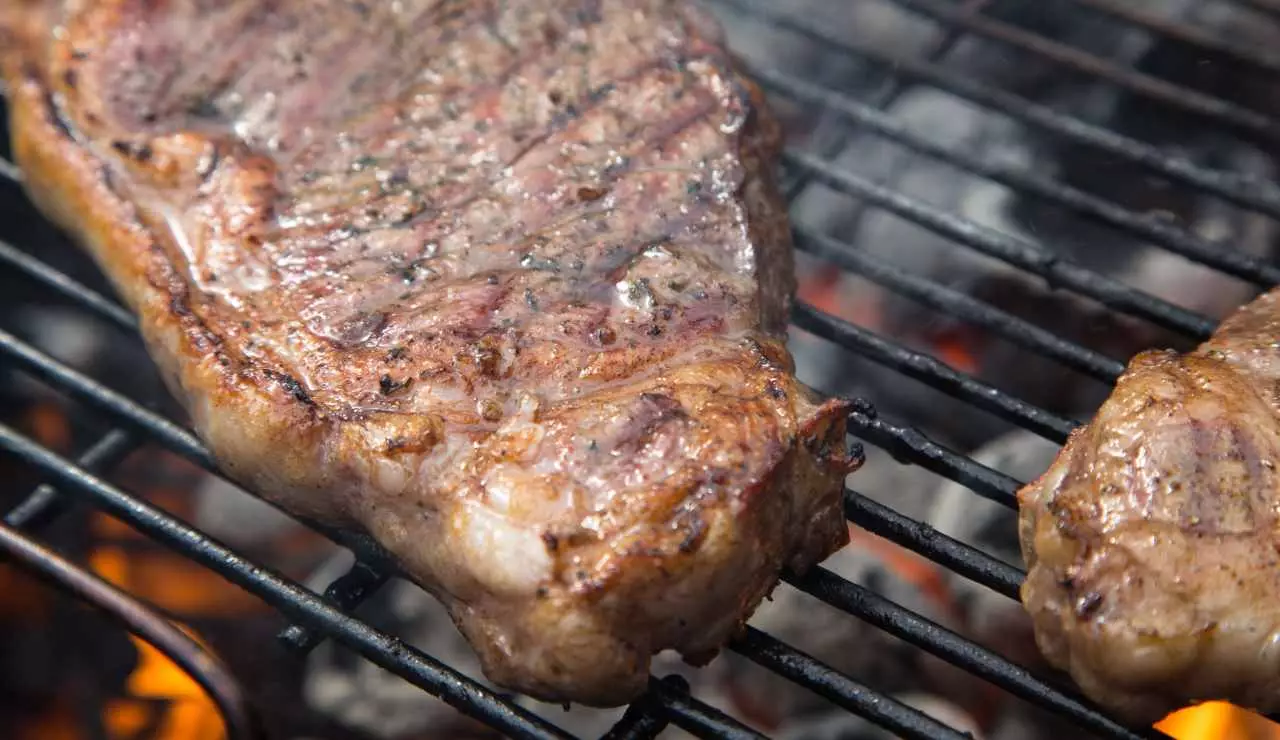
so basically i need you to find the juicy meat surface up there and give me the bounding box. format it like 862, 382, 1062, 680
0, 0, 856, 705
1019, 286, 1280, 723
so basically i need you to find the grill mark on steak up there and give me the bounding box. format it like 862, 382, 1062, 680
3, 0, 857, 707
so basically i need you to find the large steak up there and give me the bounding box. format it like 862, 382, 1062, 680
1, 0, 856, 705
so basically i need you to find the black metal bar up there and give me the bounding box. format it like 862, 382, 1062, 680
731, 627, 972, 740
5, 428, 137, 531
709, 0, 1280, 221
843, 489, 1024, 602
0, 326, 213, 465
848, 409, 1022, 508
781, 0, 992, 201
1065, 0, 1280, 77
0, 519, 263, 740
0, 157, 21, 184
600, 696, 670, 740
646, 676, 767, 740
760, 67, 1280, 289
786, 567, 1170, 740
0, 239, 135, 331
785, 151, 1218, 340
887, 0, 1280, 148
794, 230, 1128, 383
792, 302, 1077, 442
0, 422, 580, 740
278, 560, 390, 653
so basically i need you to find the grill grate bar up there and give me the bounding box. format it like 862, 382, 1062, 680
731, 627, 972, 740
792, 302, 1077, 443
1066, 0, 1280, 76
646, 677, 767, 740
0, 325, 215, 467
843, 490, 1024, 602
781, 0, 993, 213
601, 696, 670, 740
278, 560, 390, 653
709, 0, 1280, 220
788, 567, 1168, 740
784, 151, 1219, 340
758, 67, 1280, 289
0, 238, 136, 331
4, 428, 137, 531
848, 410, 1021, 508
0, 422, 582, 740
0, 518, 263, 740
888, 0, 1280, 148
795, 229, 1129, 383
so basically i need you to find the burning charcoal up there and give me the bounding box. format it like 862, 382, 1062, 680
851, 445, 946, 525
988, 704, 1108, 740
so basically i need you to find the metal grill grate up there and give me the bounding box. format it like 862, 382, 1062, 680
1, 1, 1277, 738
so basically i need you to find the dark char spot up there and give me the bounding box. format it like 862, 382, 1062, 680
266, 370, 314, 406
379, 374, 413, 396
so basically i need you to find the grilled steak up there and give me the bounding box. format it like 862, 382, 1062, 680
1, 0, 856, 705
1020, 286, 1280, 723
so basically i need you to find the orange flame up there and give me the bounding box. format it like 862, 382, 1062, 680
89, 537, 228, 740
1156, 702, 1280, 740
102, 634, 226, 740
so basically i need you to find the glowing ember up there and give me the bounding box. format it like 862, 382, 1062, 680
1156, 702, 1280, 740
90, 540, 229, 740
102, 634, 225, 740
796, 264, 844, 317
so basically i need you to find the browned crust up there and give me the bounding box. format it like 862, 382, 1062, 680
7, 69, 351, 524
1017, 334, 1280, 722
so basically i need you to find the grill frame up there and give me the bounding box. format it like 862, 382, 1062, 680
2, 1, 1278, 739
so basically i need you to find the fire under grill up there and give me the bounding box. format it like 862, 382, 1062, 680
4, 0, 1280, 739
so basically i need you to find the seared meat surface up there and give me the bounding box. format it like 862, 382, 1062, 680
1, 0, 855, 705
1020, 286, 1280, 723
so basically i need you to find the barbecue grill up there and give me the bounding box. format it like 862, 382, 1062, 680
2, 1, 1278, 738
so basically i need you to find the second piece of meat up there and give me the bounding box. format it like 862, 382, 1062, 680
1020, 285, 1280, 723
